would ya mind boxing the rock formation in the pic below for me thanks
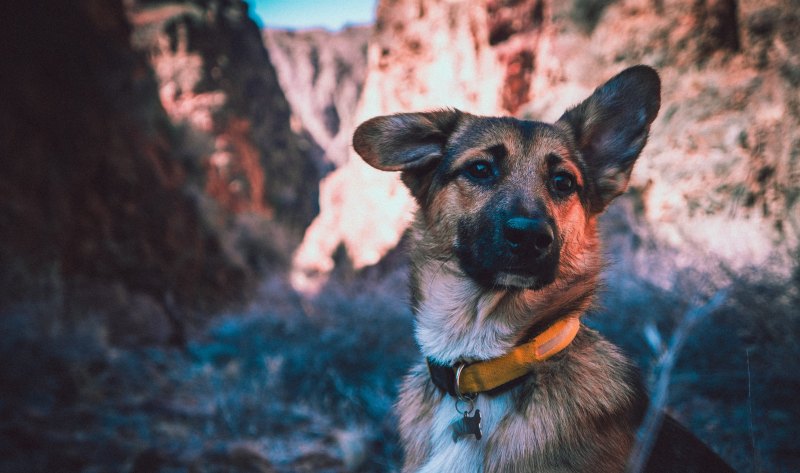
[264,25,371,169]
[291,0,556,291]
[290,0,800,291]
[0,0,320,328]
[530,0,800,279]
[0,0,250,318]
[128,0,320,231]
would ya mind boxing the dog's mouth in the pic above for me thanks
[503,265,540,276]
[455,249,560,290]
[498,264,558,288]
[495,272,551,290]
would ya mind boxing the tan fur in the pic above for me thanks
[399,325,643,472]
[398,211,639,472]
[354,66,663,472]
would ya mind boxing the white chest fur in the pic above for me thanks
[414,266,528,364]
[417,393,511,473]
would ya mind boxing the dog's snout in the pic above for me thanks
[503,217,554,253]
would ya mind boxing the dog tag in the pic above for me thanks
[451,409,482,442]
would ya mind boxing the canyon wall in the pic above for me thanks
[128,0,319,230]
[529,0,800,281]
[290,0,800,291]
[0,0,240,318]
[290,0,557,291]
[0,0,317,336]
[264,25,371,169]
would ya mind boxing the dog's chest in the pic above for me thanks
[414,271,524,363]
[417,393,511,473]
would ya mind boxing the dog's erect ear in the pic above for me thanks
[353,109,462,200]
[557,65,661,212]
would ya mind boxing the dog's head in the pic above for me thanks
[353,66,660,290]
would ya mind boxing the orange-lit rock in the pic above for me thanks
[289,0,799,291]
[291,0,555,291]
[128,0,319,230]
[530,0,800,277]
[0,0,251,313]
[265,26,371,168]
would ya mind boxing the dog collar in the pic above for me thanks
[427,316,581,397]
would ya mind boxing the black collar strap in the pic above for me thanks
[427,358,459,397]
[426,357,528,397]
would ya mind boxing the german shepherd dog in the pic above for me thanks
[353,66,733,472]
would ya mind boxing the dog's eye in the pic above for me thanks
[551,172,576,194]
[465,160,495,181]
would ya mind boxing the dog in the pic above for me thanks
[353,66,734,472]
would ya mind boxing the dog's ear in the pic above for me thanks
[353,109,462,200]
[556,65,661,212]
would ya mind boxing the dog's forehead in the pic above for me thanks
[447,117,573,164]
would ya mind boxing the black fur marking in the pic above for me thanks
[486,143,508,162]
[454,191,561,290]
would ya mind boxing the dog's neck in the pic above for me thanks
[410,209,602,366]
[411,257,598,365]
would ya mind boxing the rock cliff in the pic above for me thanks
[128,0,320,230]
[264,25,371,169]
[290,0,800,291]
[0,0,249,318]
[0,0,319,330]
[528,0,800,281]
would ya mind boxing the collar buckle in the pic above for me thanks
[454,362,476,401]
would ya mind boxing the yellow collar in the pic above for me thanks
[452,317,581,396]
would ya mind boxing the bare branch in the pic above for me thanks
[626,290,728,473]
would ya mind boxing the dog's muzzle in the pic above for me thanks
[456,211,560,289]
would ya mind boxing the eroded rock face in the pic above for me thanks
[531,0,800,278]
[291,0,556,291]
[0,0,250,314]
[291,0,800,291]
[265,26,371,169]
[128,0,320,230]
[0,0,329,324]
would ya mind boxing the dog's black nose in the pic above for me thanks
[503,217,553,253]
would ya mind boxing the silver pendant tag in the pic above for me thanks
[451,409,482,442]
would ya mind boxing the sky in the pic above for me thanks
[244,0,377,30]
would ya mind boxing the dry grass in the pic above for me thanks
[1,250,797,472]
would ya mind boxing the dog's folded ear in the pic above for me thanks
[556,65,661,212]
[353,109,462,171]
[353,109,463,201]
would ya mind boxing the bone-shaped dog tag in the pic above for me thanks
[451,409,482,442]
